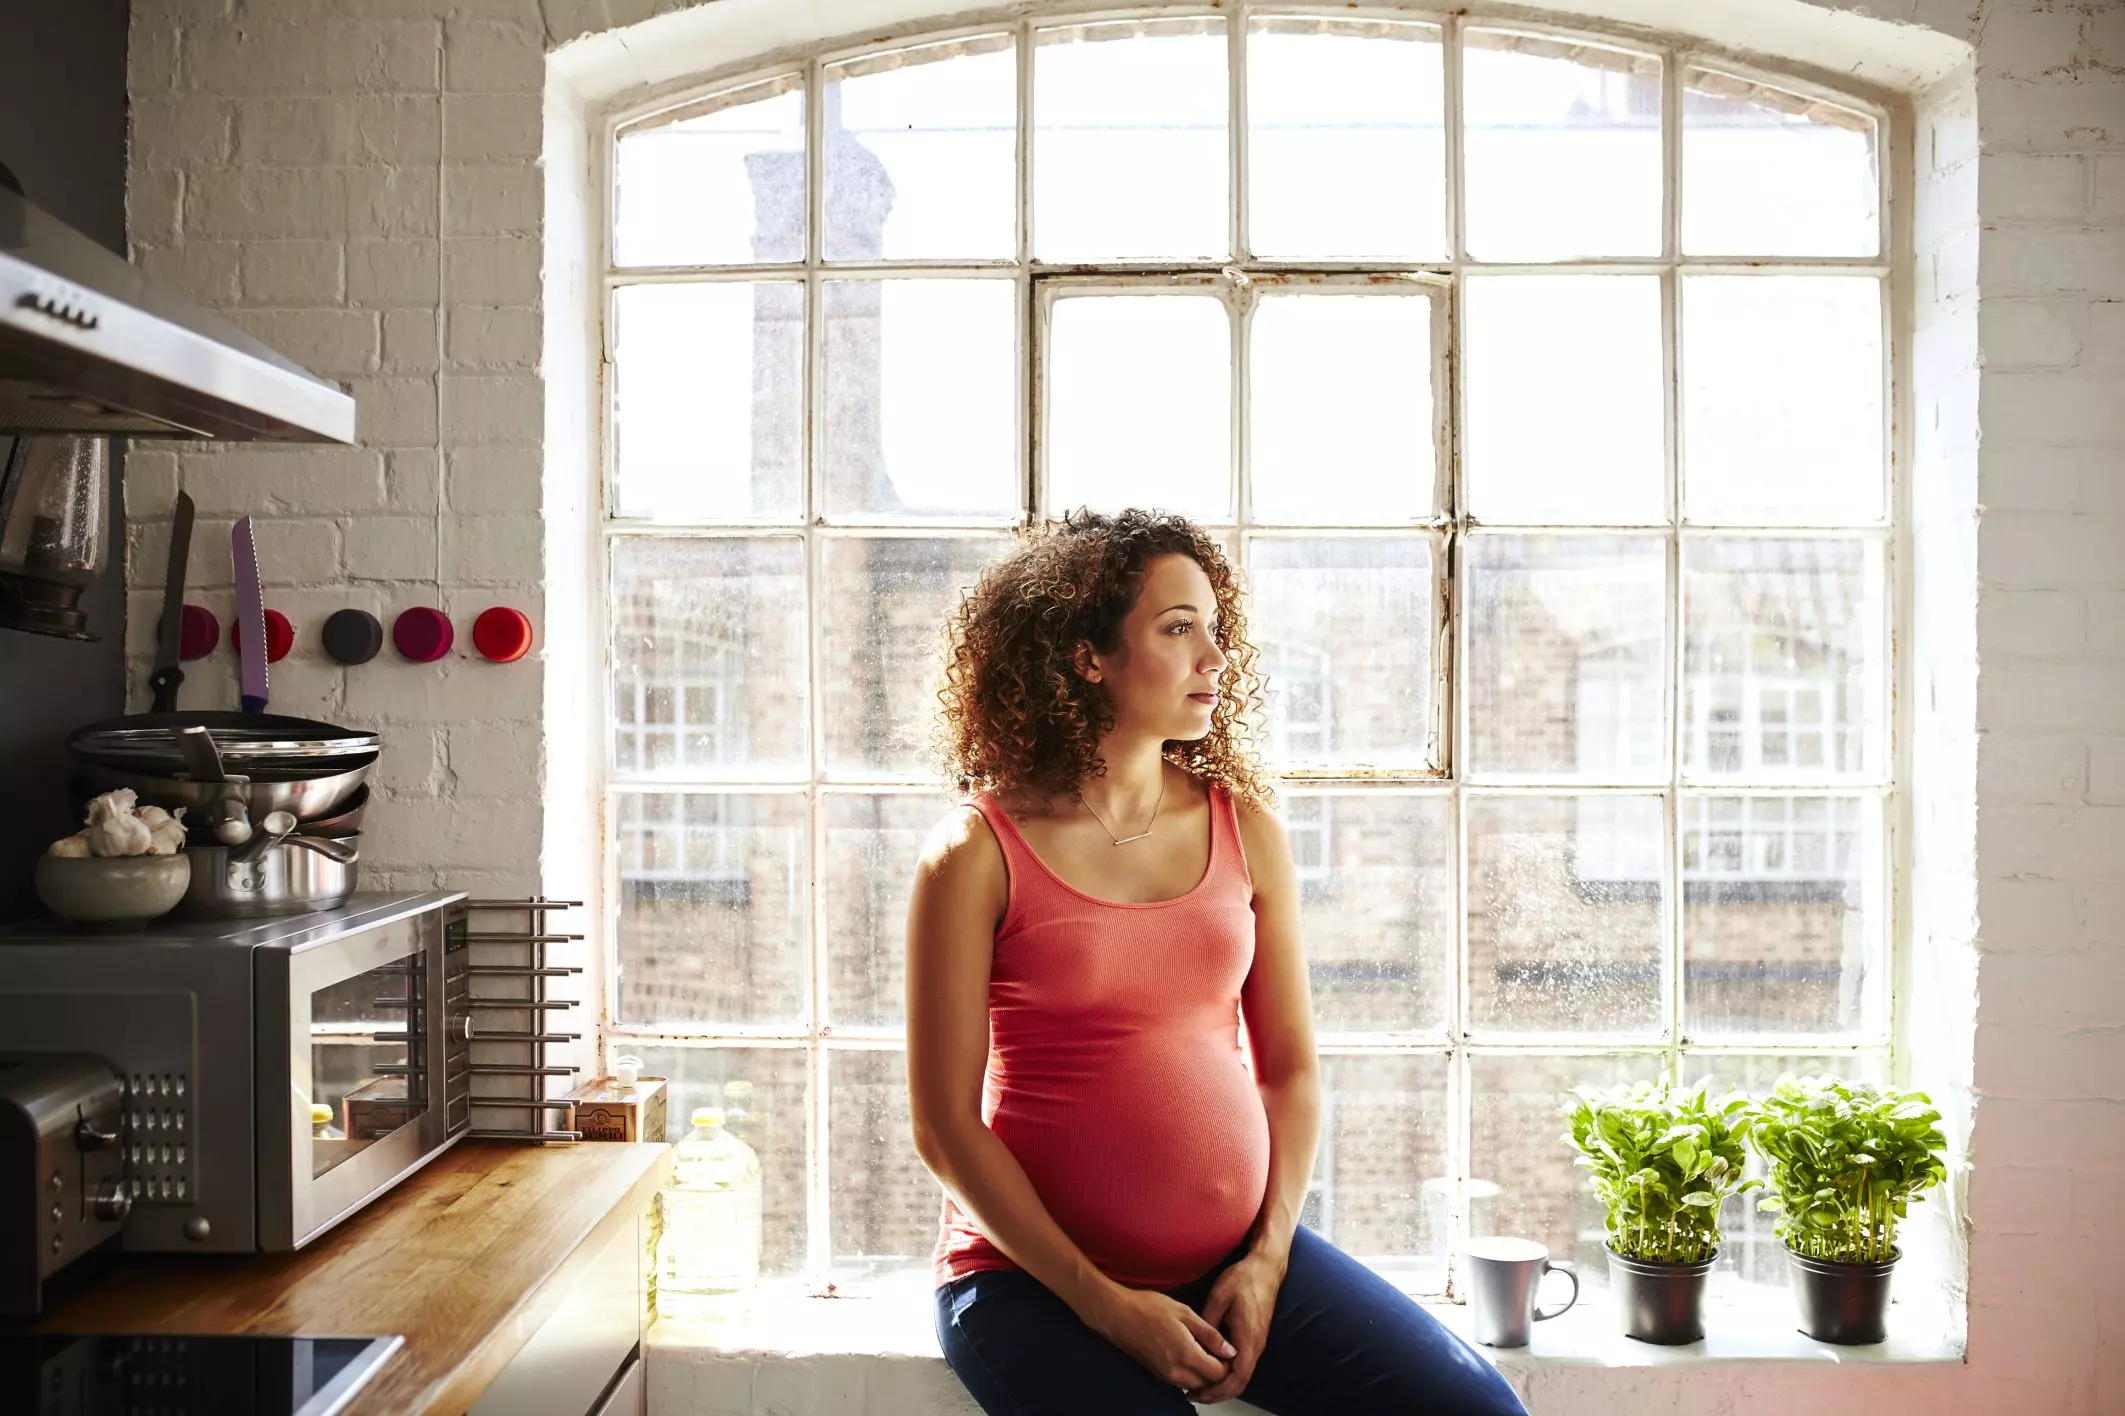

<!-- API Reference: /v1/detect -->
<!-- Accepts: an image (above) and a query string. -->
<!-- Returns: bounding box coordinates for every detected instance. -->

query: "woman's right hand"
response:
[1085,1285,1236,1394]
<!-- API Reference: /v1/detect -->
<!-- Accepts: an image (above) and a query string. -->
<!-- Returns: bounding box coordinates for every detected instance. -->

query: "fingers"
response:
[1185,1312,1238,1363]
[1181,1352,1232,1386]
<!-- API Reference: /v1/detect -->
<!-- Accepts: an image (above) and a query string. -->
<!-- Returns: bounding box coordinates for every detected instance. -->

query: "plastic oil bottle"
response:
[657,1105,763,1318]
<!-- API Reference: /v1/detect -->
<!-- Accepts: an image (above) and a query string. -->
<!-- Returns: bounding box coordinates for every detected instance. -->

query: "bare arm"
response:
[1234,799,1322,1277]
[905,807,1128,1323]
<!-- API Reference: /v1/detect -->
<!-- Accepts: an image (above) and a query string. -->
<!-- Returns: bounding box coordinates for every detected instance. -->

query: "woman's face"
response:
[1078,552,1229,742]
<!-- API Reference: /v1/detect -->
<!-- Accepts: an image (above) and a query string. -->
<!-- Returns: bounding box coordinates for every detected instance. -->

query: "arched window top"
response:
[606,10,1887,274]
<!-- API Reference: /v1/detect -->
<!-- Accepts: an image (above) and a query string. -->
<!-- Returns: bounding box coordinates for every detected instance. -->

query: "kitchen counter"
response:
[25,1139,672,1415]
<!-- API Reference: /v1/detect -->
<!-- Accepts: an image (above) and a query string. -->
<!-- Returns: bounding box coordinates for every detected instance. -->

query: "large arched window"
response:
[598,8,1891,1297]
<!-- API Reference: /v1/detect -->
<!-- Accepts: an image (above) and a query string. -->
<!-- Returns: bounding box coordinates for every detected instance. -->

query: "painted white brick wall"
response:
[120,1,2125,1412]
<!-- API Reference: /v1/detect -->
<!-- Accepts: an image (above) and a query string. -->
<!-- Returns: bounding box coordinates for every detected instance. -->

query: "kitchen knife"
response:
[232,516,269,715]
[147,490,194,713]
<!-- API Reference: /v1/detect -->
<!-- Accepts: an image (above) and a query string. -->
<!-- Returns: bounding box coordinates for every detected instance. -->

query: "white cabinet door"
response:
[471,1209,643,1416]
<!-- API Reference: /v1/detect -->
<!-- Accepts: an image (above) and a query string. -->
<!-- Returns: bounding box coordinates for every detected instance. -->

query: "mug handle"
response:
[1533,1259,1579,1321]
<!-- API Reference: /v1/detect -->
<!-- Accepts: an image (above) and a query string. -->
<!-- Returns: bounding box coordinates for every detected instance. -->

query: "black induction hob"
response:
[2,1333,402,1415]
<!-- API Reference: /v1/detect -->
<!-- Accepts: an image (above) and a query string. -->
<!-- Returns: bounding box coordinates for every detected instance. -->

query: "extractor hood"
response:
[0,183,355,443]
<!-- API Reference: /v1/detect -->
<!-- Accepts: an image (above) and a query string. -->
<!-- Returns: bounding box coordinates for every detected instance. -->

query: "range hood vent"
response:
[0,184,355,443]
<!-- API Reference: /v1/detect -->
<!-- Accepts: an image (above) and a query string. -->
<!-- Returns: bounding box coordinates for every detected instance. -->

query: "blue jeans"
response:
[934,1225,1527,1416]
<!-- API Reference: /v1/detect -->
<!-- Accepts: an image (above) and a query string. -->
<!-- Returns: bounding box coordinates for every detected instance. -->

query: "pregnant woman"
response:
[906,508,1527,1415]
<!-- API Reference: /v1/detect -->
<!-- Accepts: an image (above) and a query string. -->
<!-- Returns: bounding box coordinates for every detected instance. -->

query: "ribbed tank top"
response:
[932,779,1271,1291]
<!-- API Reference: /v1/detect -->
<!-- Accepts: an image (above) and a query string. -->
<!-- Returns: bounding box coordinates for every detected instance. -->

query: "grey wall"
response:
[0,0,130,920]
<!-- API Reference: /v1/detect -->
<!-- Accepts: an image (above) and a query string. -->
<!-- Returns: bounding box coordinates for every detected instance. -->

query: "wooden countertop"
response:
[24,1139,673,1415]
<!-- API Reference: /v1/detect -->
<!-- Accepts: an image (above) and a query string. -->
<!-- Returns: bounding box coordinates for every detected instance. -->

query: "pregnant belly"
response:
[990,1044,1271,1284]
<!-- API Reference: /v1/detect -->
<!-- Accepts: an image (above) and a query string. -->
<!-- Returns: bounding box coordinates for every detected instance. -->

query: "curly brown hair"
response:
[928,507,1276,812]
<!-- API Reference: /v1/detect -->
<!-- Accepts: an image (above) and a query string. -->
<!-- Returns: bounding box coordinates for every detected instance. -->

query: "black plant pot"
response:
[1606,1246,1717,1344]
[1789,1248,1898,1345]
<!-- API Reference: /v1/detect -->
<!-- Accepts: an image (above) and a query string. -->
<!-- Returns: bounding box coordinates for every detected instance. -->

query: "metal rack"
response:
[457,897,585,1143]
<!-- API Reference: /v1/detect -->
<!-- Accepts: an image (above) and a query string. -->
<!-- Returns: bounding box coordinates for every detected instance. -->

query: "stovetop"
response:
[2,1333,402,1416]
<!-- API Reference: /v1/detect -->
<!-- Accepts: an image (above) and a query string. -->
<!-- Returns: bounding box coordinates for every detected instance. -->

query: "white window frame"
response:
[593,4,1902,1296]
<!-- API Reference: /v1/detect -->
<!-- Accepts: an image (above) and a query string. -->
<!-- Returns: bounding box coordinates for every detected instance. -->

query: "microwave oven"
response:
[0,891,468,1261]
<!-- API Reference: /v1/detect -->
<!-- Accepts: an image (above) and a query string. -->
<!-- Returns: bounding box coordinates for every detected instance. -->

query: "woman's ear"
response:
[1072,640,1102,685]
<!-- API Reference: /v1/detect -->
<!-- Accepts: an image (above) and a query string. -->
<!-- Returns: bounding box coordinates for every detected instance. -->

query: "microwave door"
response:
[256,912,453,1249]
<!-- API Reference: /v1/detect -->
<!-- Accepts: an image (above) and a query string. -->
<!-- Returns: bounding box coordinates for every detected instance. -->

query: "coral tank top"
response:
[932,780,1271,1291]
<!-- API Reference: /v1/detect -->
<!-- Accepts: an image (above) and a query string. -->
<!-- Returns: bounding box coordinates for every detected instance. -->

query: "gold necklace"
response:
[1079,776,1166,845]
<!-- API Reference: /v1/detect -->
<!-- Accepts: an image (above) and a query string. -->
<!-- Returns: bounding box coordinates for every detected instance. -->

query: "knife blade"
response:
[148,491,194,713]
[231,516,269,715]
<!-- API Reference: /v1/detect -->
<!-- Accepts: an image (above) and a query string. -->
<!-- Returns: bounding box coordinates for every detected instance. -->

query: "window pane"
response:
[1464,275,1664,525]
[1683,276,1884,526]
[1034,19,1229,261]
[1246,19,1445,260]
[1469,1052,1650,1280]
[1682,537,1886,782]
[1466,793,1665,1036]
[615,78,805,267]
[1313,1053,1450,1291]
[1295,790,1452,1036]
[1682,794,1883,1037]
[825,37,1016,261]
[1045,293,1231,519]
[1465,535,1667,781]
[1462,31,1661,260]
[1679,1051,1883,1288]
[612,282,803,521]
[1683,69,1879,258]
[823,280,1018,520]
[614,790,808,1029]
[626,1045,807,1281]
[610,536,807,777]
[1250,291,1438,525]
[820,534,1013,775]
[825,792,955,1029]
[1247,535,1442,771]
[828,1049,935,1282]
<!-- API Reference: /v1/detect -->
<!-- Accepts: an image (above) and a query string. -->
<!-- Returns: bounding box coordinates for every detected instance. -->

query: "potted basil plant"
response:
[1563,1078,1757,1344]
[1747,1074,1949,1345]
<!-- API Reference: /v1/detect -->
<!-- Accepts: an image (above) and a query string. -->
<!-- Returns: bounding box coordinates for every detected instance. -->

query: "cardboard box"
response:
[342,1076,413,1140]
[569,1075,668,1143]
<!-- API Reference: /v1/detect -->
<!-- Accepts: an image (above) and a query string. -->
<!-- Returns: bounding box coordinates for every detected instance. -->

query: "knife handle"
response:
[149,665,184,715]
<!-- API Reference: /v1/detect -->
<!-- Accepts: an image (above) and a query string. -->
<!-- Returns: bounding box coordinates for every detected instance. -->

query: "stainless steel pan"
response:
[174,838,359,918]
[73,752,375,822]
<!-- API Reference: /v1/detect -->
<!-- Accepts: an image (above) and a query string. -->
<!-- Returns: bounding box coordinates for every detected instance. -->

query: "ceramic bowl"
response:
[34,852,192,927]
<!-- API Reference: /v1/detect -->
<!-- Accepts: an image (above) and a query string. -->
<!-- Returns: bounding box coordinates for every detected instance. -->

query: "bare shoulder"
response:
[910,801,1007,924]
[1227,786,1296,892]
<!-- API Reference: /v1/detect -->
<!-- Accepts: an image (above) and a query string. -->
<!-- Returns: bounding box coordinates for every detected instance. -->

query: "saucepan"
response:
[176,834,360,918]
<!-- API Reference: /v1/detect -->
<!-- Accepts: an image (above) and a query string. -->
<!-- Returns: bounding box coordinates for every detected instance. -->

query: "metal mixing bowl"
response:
[72,753,376,823]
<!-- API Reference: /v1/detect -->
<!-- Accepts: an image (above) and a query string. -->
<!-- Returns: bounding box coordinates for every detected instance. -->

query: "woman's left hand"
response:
[1187,1251,1285,1403]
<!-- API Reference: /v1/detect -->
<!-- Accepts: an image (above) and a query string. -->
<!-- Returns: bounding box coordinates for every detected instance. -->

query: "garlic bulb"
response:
[84,790,153,858]
[46,832,92,859]
[146,809,188,856]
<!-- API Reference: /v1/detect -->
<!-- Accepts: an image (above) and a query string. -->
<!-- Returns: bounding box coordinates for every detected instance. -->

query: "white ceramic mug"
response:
[1461,1236,1579,1347]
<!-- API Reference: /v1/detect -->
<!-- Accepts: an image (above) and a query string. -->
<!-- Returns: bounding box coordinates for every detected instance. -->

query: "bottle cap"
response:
[691,1106,727,1129]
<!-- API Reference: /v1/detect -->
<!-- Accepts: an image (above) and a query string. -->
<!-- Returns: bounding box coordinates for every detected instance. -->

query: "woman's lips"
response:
[1188,693,1216,703]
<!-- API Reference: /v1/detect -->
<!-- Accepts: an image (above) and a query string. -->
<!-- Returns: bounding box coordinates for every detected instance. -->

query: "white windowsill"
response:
[647,1271,1963,1410]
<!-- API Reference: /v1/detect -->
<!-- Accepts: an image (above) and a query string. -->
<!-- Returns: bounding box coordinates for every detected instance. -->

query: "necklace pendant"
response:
[1110,830,1153,845]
